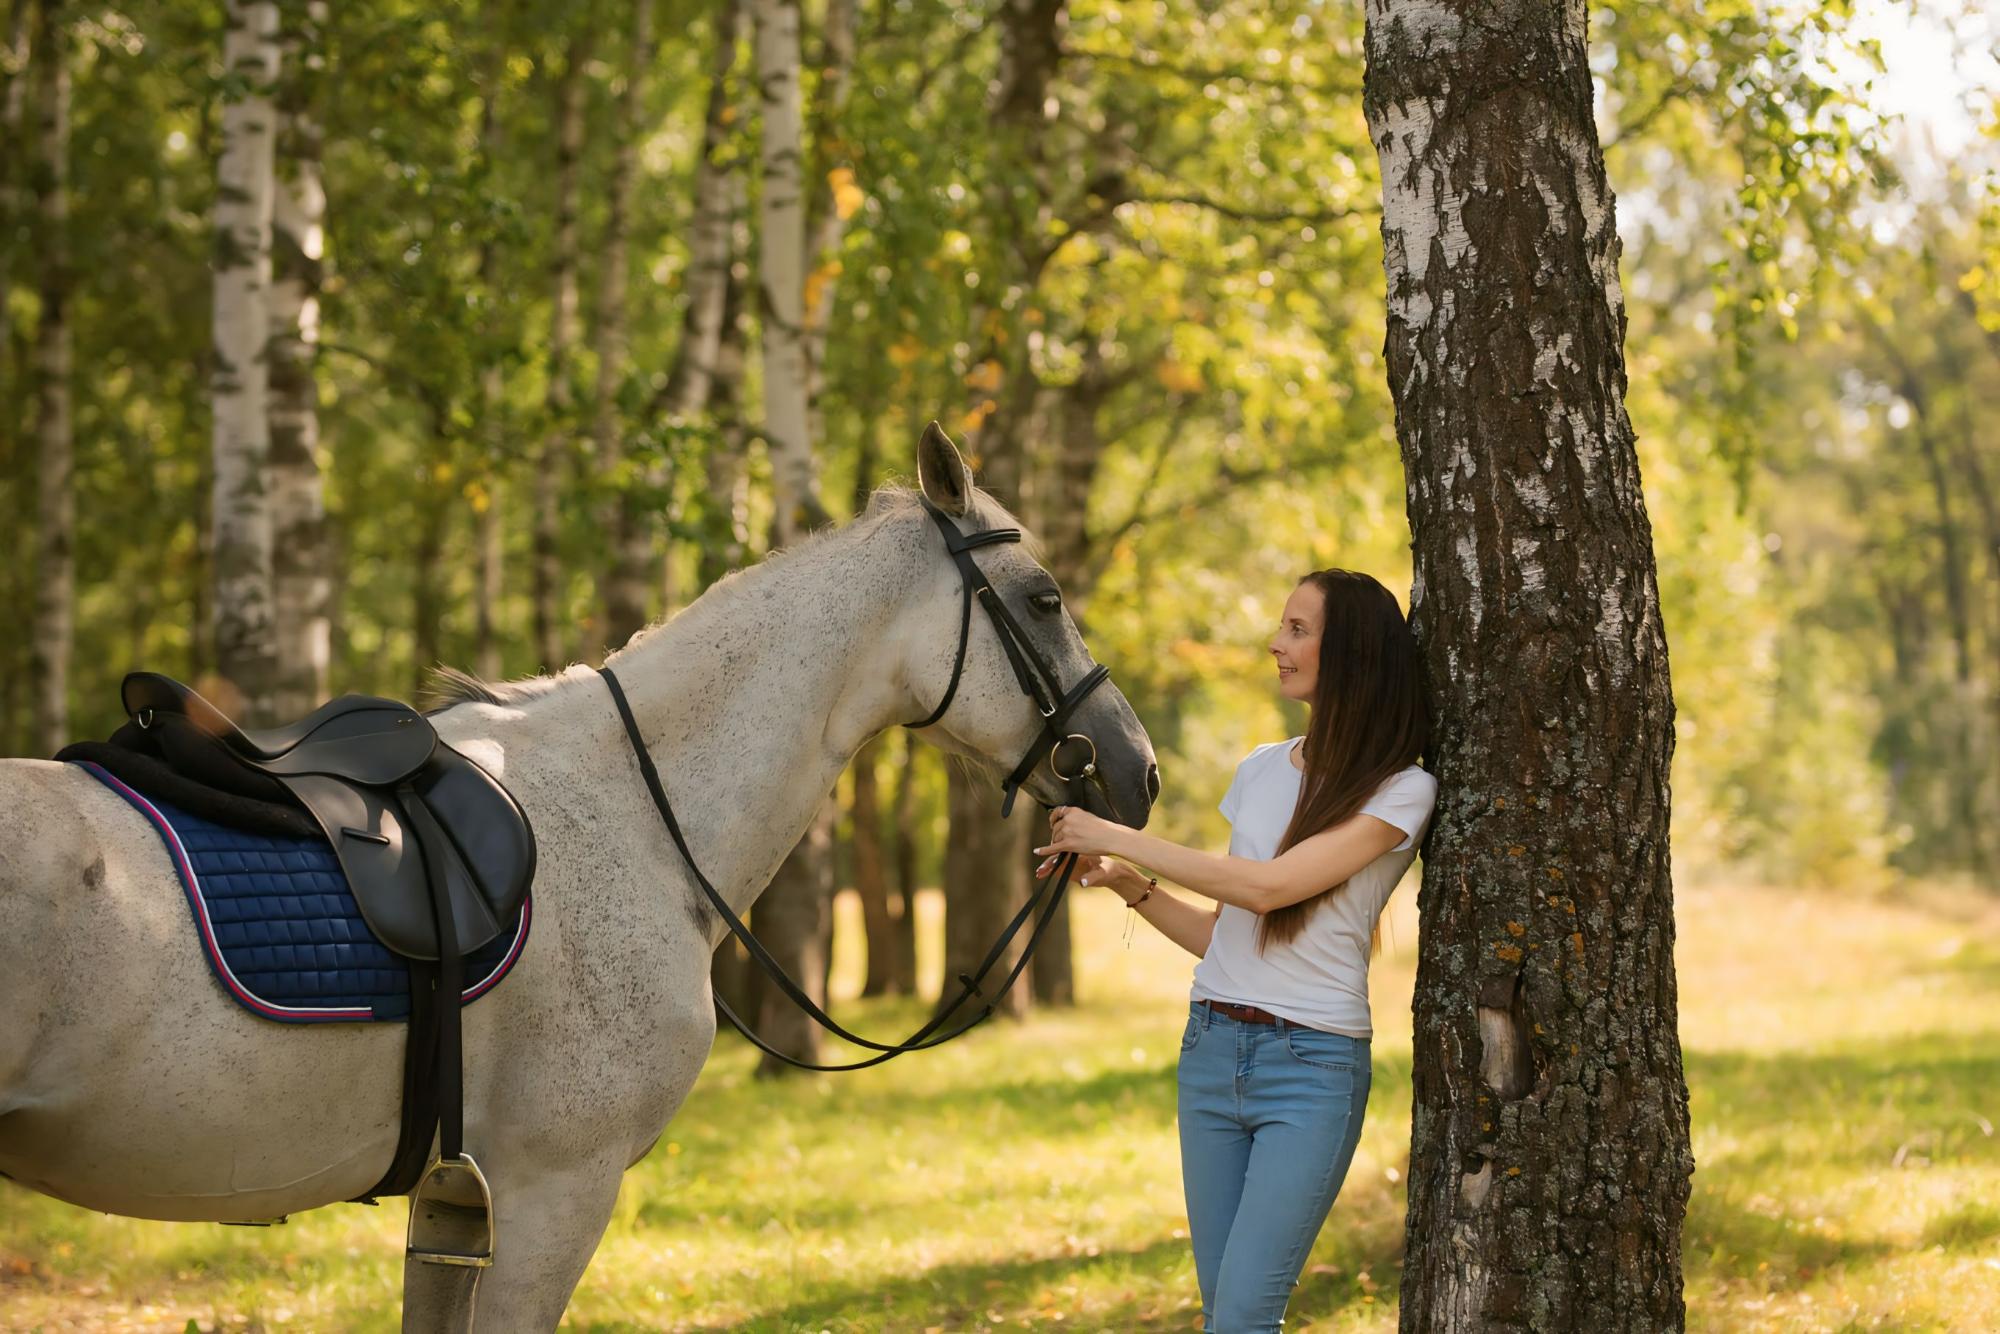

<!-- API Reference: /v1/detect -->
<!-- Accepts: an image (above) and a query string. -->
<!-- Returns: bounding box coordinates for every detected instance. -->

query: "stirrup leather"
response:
[407,1153,495,1269]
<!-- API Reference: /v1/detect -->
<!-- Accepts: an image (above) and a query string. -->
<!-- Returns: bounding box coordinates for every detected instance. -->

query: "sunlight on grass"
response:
[4,880,1997,1330]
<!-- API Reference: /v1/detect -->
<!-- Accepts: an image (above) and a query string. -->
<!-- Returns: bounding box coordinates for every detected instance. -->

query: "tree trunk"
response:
[267,0,328,718]
[600,0,657,649]
[211,0,282,725]
[700,264,755,1016]
[850,733,898,996]
[470,47,507,684]
[411,440,448,698]
[27,0,69,756]
[656,0,743,426]
[752,796,837,1076]
[532,27,591,673]
[745,0,835,1071]
[799,0,856,448]
[1029,349,1115,1006]
[698,268,752,589]
[890,725,921,996]
[752,0,824,538]
[1363,2,1693,1327]
[942,764,1031,1020]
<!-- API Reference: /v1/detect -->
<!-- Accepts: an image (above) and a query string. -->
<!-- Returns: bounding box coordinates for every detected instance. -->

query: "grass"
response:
[4,878,1998,1331]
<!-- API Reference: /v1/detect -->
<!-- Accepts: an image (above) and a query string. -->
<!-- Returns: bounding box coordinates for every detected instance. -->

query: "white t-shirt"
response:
[1188,740,1439,1038]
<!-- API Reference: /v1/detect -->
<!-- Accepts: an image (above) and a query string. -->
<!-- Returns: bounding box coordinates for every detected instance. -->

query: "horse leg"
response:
[401,1150,628,1334]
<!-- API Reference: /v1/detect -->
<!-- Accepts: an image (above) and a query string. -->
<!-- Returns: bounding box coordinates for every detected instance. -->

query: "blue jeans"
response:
[1176,1001,1371,1332]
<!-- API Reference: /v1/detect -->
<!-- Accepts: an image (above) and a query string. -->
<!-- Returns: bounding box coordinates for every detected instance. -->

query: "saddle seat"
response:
[117,672,534,963]
[123,672,437,782]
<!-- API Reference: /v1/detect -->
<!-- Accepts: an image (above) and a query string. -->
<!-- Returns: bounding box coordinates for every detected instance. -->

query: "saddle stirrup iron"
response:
[407,1152,495,1269]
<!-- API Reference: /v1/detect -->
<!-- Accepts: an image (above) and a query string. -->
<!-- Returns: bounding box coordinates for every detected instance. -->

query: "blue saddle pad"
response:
[79,760,530,1023]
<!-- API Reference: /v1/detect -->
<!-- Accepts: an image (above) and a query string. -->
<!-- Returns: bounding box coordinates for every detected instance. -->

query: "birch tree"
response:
[748,0,835,1070]
[532,24,592,672]
[211,0,282,723]
[28,0,69,756]
[1362,1,1693,1324]
[598,0,657,648]
[267,0,328,718]
[752,0,821,538]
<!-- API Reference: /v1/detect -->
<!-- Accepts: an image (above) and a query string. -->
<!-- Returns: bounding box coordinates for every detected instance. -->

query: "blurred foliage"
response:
[0,0,1994,891]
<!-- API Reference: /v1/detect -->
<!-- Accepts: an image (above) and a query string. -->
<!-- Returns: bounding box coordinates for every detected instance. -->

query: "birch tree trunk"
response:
[0,0,29,360]
[472,57,506,682]
[1362,3,1693,1326]
[267,0,328,718]
[657,0,742,425]
[211,0,281,724]
[599,0,657,649]
[749,0,835,1071]
[532,27,591,672]
[27,0,69,756]
[799,0,855,448]
[752,0,823,538]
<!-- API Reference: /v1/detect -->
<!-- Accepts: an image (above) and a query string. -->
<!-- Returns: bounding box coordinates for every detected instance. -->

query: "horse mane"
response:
[425,481,1032,710]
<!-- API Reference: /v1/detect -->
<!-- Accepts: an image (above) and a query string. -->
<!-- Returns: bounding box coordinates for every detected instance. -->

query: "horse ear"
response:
[917,420,973,517]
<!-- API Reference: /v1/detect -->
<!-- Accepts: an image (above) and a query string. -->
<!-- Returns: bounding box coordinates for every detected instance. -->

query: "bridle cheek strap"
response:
[903,501,1118,819]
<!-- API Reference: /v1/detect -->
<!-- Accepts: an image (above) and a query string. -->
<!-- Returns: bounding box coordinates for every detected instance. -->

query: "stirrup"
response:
[406,1153,495,1268]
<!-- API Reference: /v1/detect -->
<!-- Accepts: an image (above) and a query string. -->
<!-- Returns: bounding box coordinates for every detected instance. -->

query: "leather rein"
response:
[600,499,1119,1071]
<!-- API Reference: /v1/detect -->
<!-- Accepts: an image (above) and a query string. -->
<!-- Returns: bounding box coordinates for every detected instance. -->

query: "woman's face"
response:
[1268,581,1323,704]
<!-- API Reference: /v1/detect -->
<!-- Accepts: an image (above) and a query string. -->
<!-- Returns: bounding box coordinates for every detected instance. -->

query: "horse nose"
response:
[1145,763,1161,805]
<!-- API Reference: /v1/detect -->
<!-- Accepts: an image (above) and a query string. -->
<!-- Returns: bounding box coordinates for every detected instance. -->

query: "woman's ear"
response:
[916,421,974,517]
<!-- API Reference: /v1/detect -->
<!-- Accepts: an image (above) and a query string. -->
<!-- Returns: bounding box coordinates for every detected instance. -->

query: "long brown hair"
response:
[1257,570,1431,952]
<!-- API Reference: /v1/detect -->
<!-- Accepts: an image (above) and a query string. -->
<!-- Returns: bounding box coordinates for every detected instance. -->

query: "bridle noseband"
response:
[599,497,1120,1072]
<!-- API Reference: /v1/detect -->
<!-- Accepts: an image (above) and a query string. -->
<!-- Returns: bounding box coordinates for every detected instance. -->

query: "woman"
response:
[1034,568,1437,1332]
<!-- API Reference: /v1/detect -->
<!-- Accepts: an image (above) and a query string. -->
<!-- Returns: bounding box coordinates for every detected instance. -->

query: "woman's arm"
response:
[1037,808,1407,914]
[1043,855,1220,958]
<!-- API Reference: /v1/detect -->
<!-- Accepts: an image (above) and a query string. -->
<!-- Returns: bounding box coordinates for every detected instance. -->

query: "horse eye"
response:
[1029,591,1063,615]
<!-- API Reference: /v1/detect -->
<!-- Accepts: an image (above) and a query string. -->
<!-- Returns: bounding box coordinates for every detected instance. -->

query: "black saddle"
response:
[64,671,538,1230]
[118,672,533,961]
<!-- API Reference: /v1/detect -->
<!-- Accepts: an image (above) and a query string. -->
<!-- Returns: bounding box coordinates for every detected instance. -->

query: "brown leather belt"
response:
[1201,999,1283,1026]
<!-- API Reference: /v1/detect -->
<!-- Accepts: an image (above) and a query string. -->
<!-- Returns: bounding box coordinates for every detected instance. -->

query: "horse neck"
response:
[554,514,927,922]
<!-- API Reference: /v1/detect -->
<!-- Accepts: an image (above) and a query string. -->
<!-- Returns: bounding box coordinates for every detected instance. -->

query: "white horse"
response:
[0,426,1157,1329]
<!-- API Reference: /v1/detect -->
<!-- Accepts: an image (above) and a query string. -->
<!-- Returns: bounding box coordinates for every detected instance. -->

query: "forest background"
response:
[3,0,2000,1326]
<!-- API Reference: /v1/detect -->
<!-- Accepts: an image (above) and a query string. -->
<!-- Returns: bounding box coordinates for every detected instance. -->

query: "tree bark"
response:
[1027,357,1113,1006]
[851,727,898,997]
[746,0,838,1070]
[752,0,825,537]
[466,45,508,683]
[600,0,658,649]
[656,0,743,426]
[532,26,592,673]
[1363,2,1692,1327]
[943,764,1031,1020]
[799,0,856,449]
[890,725,921,996]
[267,0,329,718]
[211,0,282,724]
[27,0,69,756]
[934,0,1068,1021]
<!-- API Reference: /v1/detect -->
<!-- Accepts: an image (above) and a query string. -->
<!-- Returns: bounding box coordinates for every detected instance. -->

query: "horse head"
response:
[897,421,1158,830]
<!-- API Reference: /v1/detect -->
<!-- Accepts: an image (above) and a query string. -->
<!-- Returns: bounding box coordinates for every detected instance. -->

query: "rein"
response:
[599,500,1118,1072]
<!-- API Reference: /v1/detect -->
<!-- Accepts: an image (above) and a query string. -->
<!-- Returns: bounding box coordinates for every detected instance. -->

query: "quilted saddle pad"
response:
[78,760,531,1023]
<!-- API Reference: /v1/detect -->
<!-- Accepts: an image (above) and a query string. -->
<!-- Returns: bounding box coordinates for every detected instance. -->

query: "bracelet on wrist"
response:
[1126,877,1157,908]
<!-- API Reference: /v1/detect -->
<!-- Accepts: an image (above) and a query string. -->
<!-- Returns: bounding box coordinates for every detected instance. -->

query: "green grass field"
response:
[4,879,1998,1331]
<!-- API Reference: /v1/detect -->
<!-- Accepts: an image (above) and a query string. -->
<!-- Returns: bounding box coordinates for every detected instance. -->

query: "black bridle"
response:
[600,498,1120,1071]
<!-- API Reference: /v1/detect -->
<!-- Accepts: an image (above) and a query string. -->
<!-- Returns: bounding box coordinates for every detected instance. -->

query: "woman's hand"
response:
[1034,851,1141,899]
[1035,805,1126,861]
